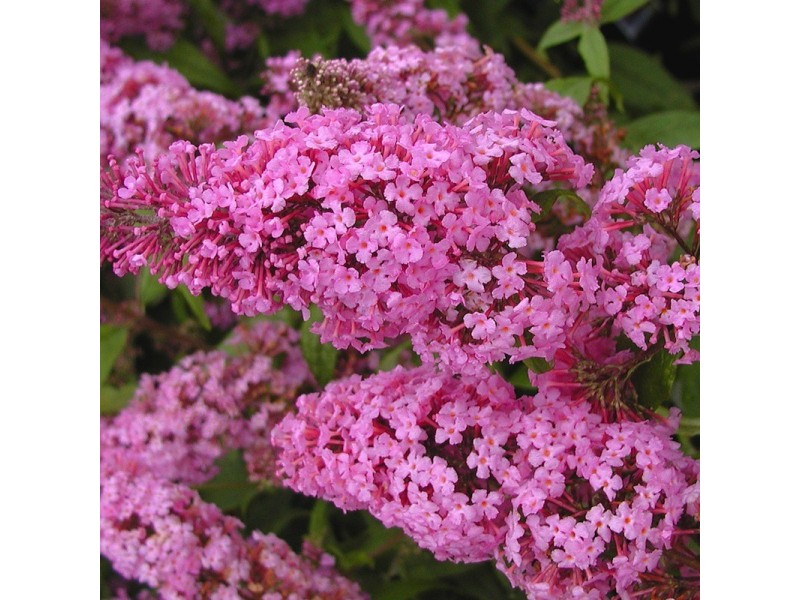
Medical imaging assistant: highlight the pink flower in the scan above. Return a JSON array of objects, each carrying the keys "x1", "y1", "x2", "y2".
[
  {"x1": 463, "y1": 313, "x2": 496, "y2": 340},
  {"x1": 644, "y1": 187, "x2": 672, "y2": 213},
  {"x1": 453, "y1": 259, "x2": 492, "y2": 293}
]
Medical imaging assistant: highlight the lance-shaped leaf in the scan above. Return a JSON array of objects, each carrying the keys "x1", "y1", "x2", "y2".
[{"x1": 301, "y1": 305, "x2": 339, "y2": 386}]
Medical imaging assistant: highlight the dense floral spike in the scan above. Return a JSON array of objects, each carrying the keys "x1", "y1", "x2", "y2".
[
  {"x1": 100, "y1": 321, "x2": 362, "y2": 598},
  {"x1": 556, "y1": 144, "x2": 700, "y2": 361},
  {"x1": 101, "y1": 467, "x2": 367, "y2": 599},
  {"x1": 272, "y1": 365, "x2": 518, "y2": 562},
  {"x1": 348, "y1": 0, "x2": 474, "y2": 49},
  {"x1": 101, "y1": 42, "x2": 270, "y2": 164},
  {"x1": 100, "y1": 0, "x2": 185, "y2": 50},
  {"x1": 101, "y1": 104, "x2": 593, "y2": 372},
  {"x1": 271, "y1": 366, "x2": 699, "y2": 596},
  {"x1": 496, "y1": 389, "x2": 699, "y2": 599},
  {"x1": 101, "y1": 321, "x2": 311, "y2": 485}
]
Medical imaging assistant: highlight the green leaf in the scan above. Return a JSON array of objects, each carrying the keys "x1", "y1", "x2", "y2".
[
  {"x1": 256, "y1": 34, "x2": 271, "y2": 60},
  {"x1": 404, "y1": 559, "x2": 476, "y2": 581},
  {"x1": 600, "y1": 0, "x2": 650, "y2": 23},
  {"x1": 426, "y1": 0, "x2": 463, "y2": 18},
  {"x1": 175, "y1": 286, "x2": 212, "y2": 330},
  {"x1": 265, "y1": 508, "x2": 309, "y2": 537},
  {"x1": 544, "y1": 76, "x2": 593, "y2": 105},
  {"x1": 506, "y1": 366, "x2": 536, "y2": 391},
  {"x1": 538, "y1": 20, "x2": 584, "y2": 50},
  {"x1": 266, "y1": 306, "x2": 303, "y2": 328},
  {"x1": 308, "y1": 499, "x2": 330, "y2": 546},
  {"x1": 337, "y1": 549, "x2": 375, "y2": 570},
  {"x1": 623, "y1": 110, "x2": 700, "y2": 150},
  {"x1": 677, "y1": 416, "x2": 700, "y2": 438},
  {"x1": 196, "y1": 451, "x2": 259, "y2": 512},
  {"x1": 631, "y1": 350, "x2": 677, "y2": 409},
  {"x1": 244, "y1": 488, "x2": 308, "y2": 536},
  {"x1": 373, "y1": 579, "x2": 448, "y2": 600},
  {"x1": 135, "y1": 39, "x2": 242, "y2": 96},
  {"x1": 578, "y1": 27, "x2": 610, "y2": 79},
  {"x1": 100, "y1": 383, "x2": 137, "y2": 415},
  {"x1": 136, "y1": 270, "x2": 168, "y2": 309},
  {"x1": 609, "y1": 43, "x2": 696, "y2": 114},
  {"x1": 529, "y1": 189, "x2": 592, "y2": 222},
  {"x1": 357, "y1": 516, "x2": 404, "y2": 557},
  {"x1": 100, "y1": 325, "x2": 129, "y2": 384},
  {"x1": 523, "y1": 357, "x2": 554, "y2": 374},
  {"x1": 443, "y1": 562, "x2": 524, "y2": 599},
  {"x1": 186, "y1": 0, "x2": 228, "y2": 49},
  {"x1": 673, "y1": 340, "x2": 699, "y2": 418},
  {"x1": 300, "y1": 305, "x2": 339, "y2": 386},
  {"x1": 339, "y1": 5, "x2": 371, "y2": 53},
  {"x1": 269, "y1": 0, "x2": 343, "y2": 57},
  {"x1": 378, "y1": 340, "x2": 412, "y2": 371}
]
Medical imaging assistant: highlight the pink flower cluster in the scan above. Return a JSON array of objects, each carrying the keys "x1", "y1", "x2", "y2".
[
  {"x1": 101, "y1": 320, "x2": 311, "y2": 486},
  {"x1": 496, "y1": 390, "x2": 699, "y2": 599},
  {"x1": 271, "y1": 365, "x2": 700, "y2": 597},
  {"x1": 299, "y1": 44, "x2": 582, "y2": 128},
  {"x1": 100, "y1": 321, "x2": 366, "y2": 597},
  {"x1": 101, "y1": 468, "x2": 367, "y2": 599},
  {"x1": 101, "y1": 104, "x2": 593, "y2": 373},
  {"x1": 101, "y1": 42, "x2": 270, "y2": 164},
  {"x1": 100, "y1": 0, "x2": 185, "y2": 50},
  {"x1": 348, "y1": 0, "x2": 474, "y2": 49},
  {"x1": 100, "y1": 0, "x2": 310, "y2": 52},
  {"x1": 557, "y1": 145, "x2": 700, "y2": 358},
  {"x1": 272, "y1": 365, "x2": 518, "y2": 562},
  {"x1": 261, "y1": 41, "x2": 626, "y2": 175},
  {"x1": 561, "y1": 0, "x2": 605, "y2": 24}
]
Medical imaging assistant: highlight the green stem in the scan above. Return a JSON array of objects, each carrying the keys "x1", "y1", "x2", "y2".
[{"x1": 512, "y1": 36, "x2": 563, "y2": 79}]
